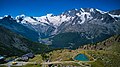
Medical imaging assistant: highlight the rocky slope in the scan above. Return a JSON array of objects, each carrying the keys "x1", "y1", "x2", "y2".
[{"x1": 51, "y1": 8, "x2": 120, "y2": 49}]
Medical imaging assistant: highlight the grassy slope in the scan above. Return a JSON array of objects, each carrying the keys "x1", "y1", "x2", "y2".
[
  {"x1": 0, "y1": 26, "x2": 51, "y2": 57},
  {"x1": 87, "y1": 35, "x2": 120, "y2": 67},
  {"x1": 1, "y1": 35, "x2": 119, "y2": 67},
  {"x1": 46, "y1": 35, "x2": 120, "y2": 67},
  {"x1": 52, "y1": 32, "x2": 112, "y2": 49}
]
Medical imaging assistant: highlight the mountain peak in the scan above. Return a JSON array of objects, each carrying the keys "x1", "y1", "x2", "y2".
[
  {"x1": 1, "y1": 15, "x2": 15, "y2": 21},
  {"x1": 17, "y1": 14, "x2": 26, "y2": 18},
  {"x1": 4, "y1": 15, "x2": 12, "y2": 18},
  {"x1": 46, "y1": 14, "x2": 54, "y2": 17},
  {"x1": 15, "y1": 14, "x2": 26, "y2": 22},
  {"x1": 4, "y1": 15, "x2": 11, "y2": 17},
  {"x1": 16, "y1": 14, "x2": 26, "y2": 19}
]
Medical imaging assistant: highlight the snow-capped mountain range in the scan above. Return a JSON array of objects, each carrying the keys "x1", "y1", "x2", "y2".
[
  {"x1": 1, "y1": 8, "x2": 120, "y2": 28},
  {"x1": 0, "y1": 8, "x2": 120, "y2": 49},
  {"x1": 14, "y1": 8, "x2": 119, "y2": 26},
  {"x1": 15, "y1": 13, "x2": 71, "y2": 26}
]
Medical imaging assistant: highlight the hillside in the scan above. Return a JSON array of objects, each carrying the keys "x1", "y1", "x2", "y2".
[
  {"x1": 40, "y1": 35, "x2": 120, "y2": 67},
  {"x1": 85, "y1": 35, "x2": 120, "y2": 67},
  {"x1": 81, "y1": 35, "x2": 120, "y2": 52},
  {"x1": 0, "y1": 26, "x2": 50, "y2": 57},
  {"x1": 51, "y1": 32, "x2": 112, "y2": 49},
  {"x1": 0, "y1": 31, "x2": 120, "y2": 67}
]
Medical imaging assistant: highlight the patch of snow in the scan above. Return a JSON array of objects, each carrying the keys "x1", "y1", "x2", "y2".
[
  {"x1": 109, "y1": 13, "x2": 120, "y2": 18},
  {"x1": 76, "y1": 13, "x2": 81, "y2": 17},
  {"x1": 35, "y1": 16, "x2": 48, "y2": 23},
  {"x1": 72, "y1": 22, "x2": 75, "y2": 25},
  {"x1": 21, "y1": 17, "x2": 40, "y2": 25},
  {"x1": 0, "y1": 17, "x2": 3, "y2": 19},
  {"x1": 93, "y1": 19, "x2": 97, "y2": 20},
  {"x1": 23, "y1": 17, "x2": 37, "y2": 22},
  {"x1": 96, "y1": 9, "x2": 107, "y2": 14},
  {"x1": 68, "y1": 11, "x2": 71, "y2": 13},
  {"x1": 78, "y1": 21, "x2": 81, "y2": 24},
  {"x1": 47, "y1": 15, "x2": 61, "y2": 26},
  {"x1": 4, "y1": 15, "x2": 9, "y2": 17},
  {"x1": 90, "y1": 8, "x2": 94, "y2": 12},
  {"x1": 80, "y1": 12, "x2": 93, "y2": 24},
  {"x1": 72, "y1": 16, "x2": 75, "y2": 20},
  {"x1": 80, "y1": 16, "x2": 85, "y2": 24},
  {"x1": 80, "y1": 8, "x2": 85, "y2": 12},
  {"x1": 46, "y1": 14, "x2": 53, "y2": 17},
  {"x1": 75, "y1": 8, "x2": 78, "y2": 11},
  {"x1": 101, "y1": 18, "x2": 104, "y2": 20},
  {"x1": 60, "y1": 15, "x2": 71, "y2": 22},
  {"x1": 16, "y1": 20, "x2": 20, "y2": 22}
]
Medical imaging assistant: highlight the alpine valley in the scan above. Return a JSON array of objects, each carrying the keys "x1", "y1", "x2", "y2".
[
  {"x1": 0, "y1": 8, "x2": 120, "y2": 67},
  {"x1": 1, "y1": 8, "x2": 120, "y2": 49}
]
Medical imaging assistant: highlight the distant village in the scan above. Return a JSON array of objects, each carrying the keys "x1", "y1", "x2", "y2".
[{"x1": 0, "y1": 53, "x2": 34, "y2": 64}]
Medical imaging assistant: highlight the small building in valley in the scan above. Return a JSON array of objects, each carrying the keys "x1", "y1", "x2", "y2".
[
  {"x1": 18, "y1": 53, "x2": 34, "y2": 62},
  {"x1": 25, "y1": 53, "x2": 34, "y2": 58},
  {"x1": 21, "y1": 55, "x2": 29, "y2": 61}
]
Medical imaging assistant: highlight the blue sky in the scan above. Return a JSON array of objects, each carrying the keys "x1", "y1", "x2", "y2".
[{"x1": 0, "y1": 0, "x2": 120, "y2": 17}]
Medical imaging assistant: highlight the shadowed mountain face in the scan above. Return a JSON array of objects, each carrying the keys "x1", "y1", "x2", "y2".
[
  {"x1": 0, "y1": 15, "x2": 39, "y2": 42},
  {"x1": 0, "y1": 26, "x2": 50, "y2": 56},
  {"x1": 0, "y1": 8, "x2": 120, "y2": 49}
]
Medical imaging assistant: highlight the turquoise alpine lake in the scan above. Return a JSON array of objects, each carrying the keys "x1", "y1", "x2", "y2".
[{"x1": 74, "y1": 54, "x2": 89, "y2": 61}]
